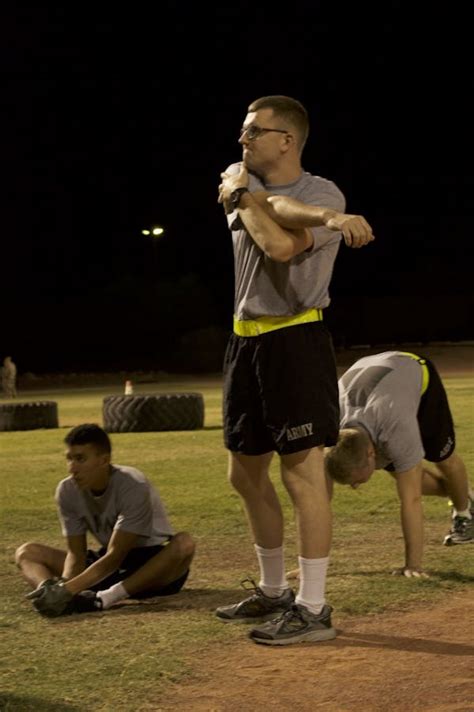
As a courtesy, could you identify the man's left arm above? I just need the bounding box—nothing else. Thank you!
[263,194,375,248]
[28,529,141,617]
[393,462,429,578]
[219,165,374,249]
[64,529,139,595]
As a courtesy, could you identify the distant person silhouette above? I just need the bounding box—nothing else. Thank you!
[2,356,17,398]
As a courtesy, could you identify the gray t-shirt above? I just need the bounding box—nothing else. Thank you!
[339,351,425,472]
[225,163,346,320]
[55,464,174,548]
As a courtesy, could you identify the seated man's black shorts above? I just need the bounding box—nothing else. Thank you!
[86,538,189,598]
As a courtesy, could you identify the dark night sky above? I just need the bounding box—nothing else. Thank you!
[2,3,472,372]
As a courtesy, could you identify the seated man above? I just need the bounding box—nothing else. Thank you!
[324,351,473,578]
[16,423,195,616]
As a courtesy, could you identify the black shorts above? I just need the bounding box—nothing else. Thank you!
[86,540,189,598]
[223,322,339,456]
[417,356,455,462]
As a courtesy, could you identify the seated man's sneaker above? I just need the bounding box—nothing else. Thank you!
[215,579,294,623]
[70,590,104,613]
[249,603,336,645]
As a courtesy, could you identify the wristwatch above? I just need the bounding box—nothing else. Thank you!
[229,187,249,210]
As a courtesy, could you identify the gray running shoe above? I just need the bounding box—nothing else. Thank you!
[443,515,474,545]
[249,603,336,645]
[215,579,294,623]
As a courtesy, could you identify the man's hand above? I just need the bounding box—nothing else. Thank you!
[26,581,74,617]
[391,567,430,579]
[325,213,375,248]
[28,578,59,595]
[218,165,249,214]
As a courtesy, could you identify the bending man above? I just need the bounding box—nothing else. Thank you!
[325,351,473,578]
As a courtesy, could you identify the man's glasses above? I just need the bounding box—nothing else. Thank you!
[239,125,289,141]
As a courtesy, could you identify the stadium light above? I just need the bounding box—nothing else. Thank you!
[141,226,164,237]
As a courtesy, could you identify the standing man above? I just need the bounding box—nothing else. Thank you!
[2,356,17,398]
[16,423,195,617]
[325,351,474,576]
[215,95,374,645]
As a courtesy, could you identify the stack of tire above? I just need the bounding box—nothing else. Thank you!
[0,402,59,432]
[103,392,204,433]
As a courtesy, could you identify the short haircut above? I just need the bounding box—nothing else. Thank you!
[248,95,309,153]
[64,424,111,454]
[325,428,371,485]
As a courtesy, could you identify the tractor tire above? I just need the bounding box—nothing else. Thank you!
[103,393,205,433]
[0,401,59,432]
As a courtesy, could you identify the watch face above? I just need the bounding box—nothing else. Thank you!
[231,188,247,207]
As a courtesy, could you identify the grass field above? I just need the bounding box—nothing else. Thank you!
[1,375,473,711]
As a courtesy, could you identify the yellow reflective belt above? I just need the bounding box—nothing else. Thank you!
[398,351,430,395]
[233,308,323,337]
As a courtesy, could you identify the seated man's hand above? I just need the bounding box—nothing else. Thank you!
[391,567,429,579]
[26,581,74,617]
[27,578,59,596]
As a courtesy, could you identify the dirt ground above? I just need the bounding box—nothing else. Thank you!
[163,590,474,712]
[161,344,474,712]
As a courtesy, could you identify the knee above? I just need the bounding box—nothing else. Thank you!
[229,468,266,497]
[282,471,329,504]
[15,541,37,568]
[172,532,196,560]
[438,450,464,476]
[229,469,247,495]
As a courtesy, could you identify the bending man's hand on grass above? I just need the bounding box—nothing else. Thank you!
[391,567,430,579]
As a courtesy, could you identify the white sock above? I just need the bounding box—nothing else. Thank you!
[254,544,288,597]
[97,582,128,609]
[295,556,329,615]
[453,508,472,519]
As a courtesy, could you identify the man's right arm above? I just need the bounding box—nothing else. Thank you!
[219,166,314,262]
[237,192,314,262]
[62,535,87,580]
[393,463,429,578]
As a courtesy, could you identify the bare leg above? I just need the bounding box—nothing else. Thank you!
[15,542,66,588]
[421,467,449,497]
[436,451,471,512]
[281,446,331,612]
[228,451,282,548]
[281,446,331,558]
[122,532,195,597]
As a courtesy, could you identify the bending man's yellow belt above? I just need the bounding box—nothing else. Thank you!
[233,308,323,338]
[399,351,430,395]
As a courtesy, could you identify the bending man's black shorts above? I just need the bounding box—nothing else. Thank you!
[416,356,455,462]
